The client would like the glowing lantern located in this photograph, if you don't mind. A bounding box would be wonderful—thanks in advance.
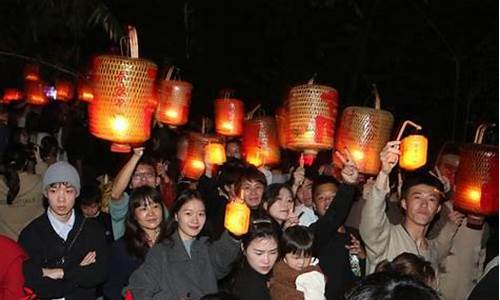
[23,64,40,82]
[215,96,245,136]
[2,88,23,104]
[205,142,226,165]
[287,79,338,164]
[156,78,192,126]
[454,124,498,228]
[25,81,48,105]
[400,135,428,170]
[275,106,290,149]
[224,197,250,236]
[55,80,74,102]
[88,26,158,152]
[182,135,206,180]
[335,86,394,174]
[77,79,94,102]
[243,117,280,167]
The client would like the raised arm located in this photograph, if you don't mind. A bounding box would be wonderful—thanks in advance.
[359,141,400,263]
[111,147,144,200]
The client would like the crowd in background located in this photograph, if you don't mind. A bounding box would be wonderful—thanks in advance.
[0,100,497,300]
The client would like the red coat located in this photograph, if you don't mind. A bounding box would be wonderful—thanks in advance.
[0,235,28,300]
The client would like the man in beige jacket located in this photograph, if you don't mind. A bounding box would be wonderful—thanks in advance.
[360,141,459,275]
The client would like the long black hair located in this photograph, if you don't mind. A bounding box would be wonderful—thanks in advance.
[3,145,30,204]
[125,186,168,260]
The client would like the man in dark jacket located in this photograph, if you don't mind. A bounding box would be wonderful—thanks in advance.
[18,161,108,300]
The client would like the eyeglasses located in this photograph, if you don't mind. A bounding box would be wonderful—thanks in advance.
[132,172,156,180]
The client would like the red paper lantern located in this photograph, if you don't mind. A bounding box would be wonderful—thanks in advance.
[182,135,206,180]
[287,82,338,162]
[2,88,23,104]
[25,81,48,105]
[224,199,250,235]
[156,80,192,126]
[56,80,74,102]
[88,55,158,152]
[454,144,498,222]
[23,64,40,82]
[399,135,428,171]
[243,117,280,167]
[205,142,226,165]
[215,98,245,136]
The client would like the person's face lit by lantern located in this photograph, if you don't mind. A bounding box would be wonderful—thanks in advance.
[267,187,294,224]
[401,184,442,227]
[175,198,206,241]
[313,183,338,217]
[437,154,460,188]
[296,178,313,207]
[226,141,242,159]
[241,180,265,209]
[243,236,279,275]
[176,137,189,161]
[130,163,160,189]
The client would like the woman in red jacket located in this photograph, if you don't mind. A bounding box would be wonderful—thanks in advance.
[0,234,28,300]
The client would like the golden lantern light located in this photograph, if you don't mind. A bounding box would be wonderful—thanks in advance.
[396,120,428,171]
[454,123,498,228]
[215,92,245,136]
[55,79,74,102]
[205,142,226,165]
[287,78,338,164]
[23,63,40,82]
[243,117,281,167]
[224,194,251,236]
[25,80,48,105]
[182,134,206,180]
[2,88,23,104]
[156,67,192,126]
[335,85,394,174]
[88,26,158,152]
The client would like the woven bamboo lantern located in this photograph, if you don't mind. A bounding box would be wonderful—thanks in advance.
[215,92,245,136]
[89,26,158,153]
[56,80,74,102]
[396,120,428,171]
[25,81,48,105]
[156,67,192,126]
[275,106,290,149]
[287,79,338,164]
[2,88,23,104]
[77,78,94,102]
[454,124,499,228]
[23,63,40,82]
[224,195,250,236]
[335,85,394,175]
[243,117,281,167]
[182,134,206,180]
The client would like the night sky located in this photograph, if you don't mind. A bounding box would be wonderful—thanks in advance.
[0,0,498,158]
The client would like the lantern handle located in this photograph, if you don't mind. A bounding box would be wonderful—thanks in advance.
[474,123,496,144]
[246,104,262,120]
[307,73,317,85]
[396,120,422,141]
[372,84,381,110]
[128,25,139,58]
[164,66,175,80]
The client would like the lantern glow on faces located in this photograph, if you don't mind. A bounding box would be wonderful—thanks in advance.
[215,98,245,136]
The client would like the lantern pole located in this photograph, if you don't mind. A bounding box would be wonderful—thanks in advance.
[396,120,422,141]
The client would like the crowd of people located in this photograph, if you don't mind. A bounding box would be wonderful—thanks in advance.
[0,101,497,300]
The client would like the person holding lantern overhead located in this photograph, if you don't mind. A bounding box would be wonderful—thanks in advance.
[128,189,242,300]
[359,141,460,276]
[109,147,171,240]
[234,165,268,219]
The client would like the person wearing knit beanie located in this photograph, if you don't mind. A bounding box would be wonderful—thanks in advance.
[42,161,81,196]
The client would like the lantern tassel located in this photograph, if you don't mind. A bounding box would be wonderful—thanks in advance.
[396,120,422,141]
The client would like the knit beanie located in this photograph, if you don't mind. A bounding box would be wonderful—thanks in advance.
[42,161,81,196]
